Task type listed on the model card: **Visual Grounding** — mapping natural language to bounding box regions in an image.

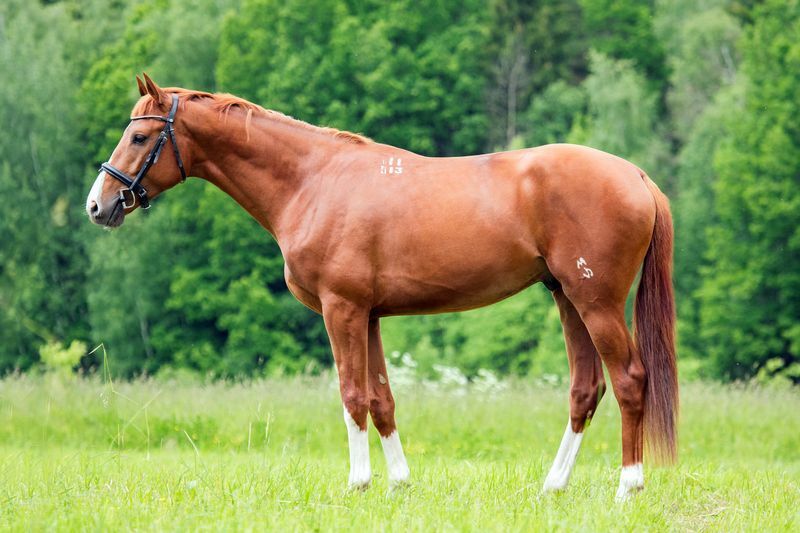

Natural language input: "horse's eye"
[132,134,147,145]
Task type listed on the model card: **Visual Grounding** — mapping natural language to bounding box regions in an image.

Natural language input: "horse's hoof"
[615,464,644,502]
[347,479,369,492]
[615,483,643,502]
[542,471,569,493]
[347,463,371,492]
[388,478,411,495]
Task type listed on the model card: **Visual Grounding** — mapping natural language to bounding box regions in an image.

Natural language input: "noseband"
[100,94,186,209]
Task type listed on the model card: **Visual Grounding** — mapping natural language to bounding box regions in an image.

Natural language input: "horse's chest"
[284,263,323,314]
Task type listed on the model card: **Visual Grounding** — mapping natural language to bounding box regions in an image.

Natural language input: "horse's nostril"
[89,200,99,215]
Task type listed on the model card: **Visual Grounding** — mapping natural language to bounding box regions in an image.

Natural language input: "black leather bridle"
[100,93,186,210]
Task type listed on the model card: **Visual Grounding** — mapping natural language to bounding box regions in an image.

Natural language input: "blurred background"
[0,0,797,384]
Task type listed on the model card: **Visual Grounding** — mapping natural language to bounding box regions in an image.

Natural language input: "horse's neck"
[186,105,335,238]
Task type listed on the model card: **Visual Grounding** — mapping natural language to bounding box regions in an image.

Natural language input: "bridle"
[100,93,187,210]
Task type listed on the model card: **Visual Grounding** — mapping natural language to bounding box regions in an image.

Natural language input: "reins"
[100,93,186,211]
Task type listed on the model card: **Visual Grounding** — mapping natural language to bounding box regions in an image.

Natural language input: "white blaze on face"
[86,170,107,213]
[343,407,371,489]
[615,463,644,501]
[380,430,410,487]
[542,421,584,492]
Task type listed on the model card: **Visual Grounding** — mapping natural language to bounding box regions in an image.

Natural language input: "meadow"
[0,372,798,532]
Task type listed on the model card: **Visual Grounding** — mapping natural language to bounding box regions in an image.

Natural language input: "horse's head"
[86,74,188,227]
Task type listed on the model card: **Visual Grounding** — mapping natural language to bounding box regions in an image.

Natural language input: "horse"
[86,74,677,500]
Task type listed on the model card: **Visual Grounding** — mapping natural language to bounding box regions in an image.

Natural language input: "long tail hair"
[634,176,678,464]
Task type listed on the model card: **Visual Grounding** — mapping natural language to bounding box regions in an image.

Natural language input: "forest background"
[1,0,798,384]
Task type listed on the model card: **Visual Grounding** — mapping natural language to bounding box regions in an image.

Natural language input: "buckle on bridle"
[118,188,136,209]
[118,187,149,209]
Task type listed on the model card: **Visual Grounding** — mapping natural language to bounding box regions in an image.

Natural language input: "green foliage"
[79,0,163,162]
[579,0,668,88]
[699,0,800,380]
[0,0,98,371]
[755,357,800,388]
[569,51,670,175]
[149,0,239,90]
[672,86,743,364]
[656,0,744,369]
[524,81,587,147]
[485,0,587,147]
[38,340,87,375]
[662,6,741,141]
[218,0,490,155]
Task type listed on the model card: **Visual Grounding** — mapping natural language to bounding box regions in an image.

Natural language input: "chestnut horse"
[86,75,677,500]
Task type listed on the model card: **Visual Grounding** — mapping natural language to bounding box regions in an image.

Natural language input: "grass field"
[0,374,798,531]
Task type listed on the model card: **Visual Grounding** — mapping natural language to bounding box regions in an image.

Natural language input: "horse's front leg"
[322,297,371,489]
[368,318,410,488]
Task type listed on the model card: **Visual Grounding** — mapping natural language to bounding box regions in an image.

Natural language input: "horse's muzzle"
[87,198,124,228]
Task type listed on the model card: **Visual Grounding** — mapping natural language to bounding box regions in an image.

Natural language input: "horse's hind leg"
[543,288,606,492]
[578,305,646,501]
[367,318,410,488]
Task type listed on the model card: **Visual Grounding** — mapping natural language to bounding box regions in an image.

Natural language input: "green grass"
[0,375,798,531]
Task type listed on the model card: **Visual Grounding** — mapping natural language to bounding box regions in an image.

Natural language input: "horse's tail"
[634,175,678,464]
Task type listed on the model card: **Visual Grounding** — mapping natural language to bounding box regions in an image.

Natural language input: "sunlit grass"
[0,375,798,531]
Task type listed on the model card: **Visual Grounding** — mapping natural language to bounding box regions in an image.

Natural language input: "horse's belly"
[373,247,548,316]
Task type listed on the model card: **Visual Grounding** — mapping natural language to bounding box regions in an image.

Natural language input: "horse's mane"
[132,88,372,145]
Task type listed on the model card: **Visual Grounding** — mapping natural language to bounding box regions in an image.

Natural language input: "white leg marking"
[86,171,107,212]
[615,463,644,501]
[343,407,371,489]
[380,430,410,487]
[543,421,584,492]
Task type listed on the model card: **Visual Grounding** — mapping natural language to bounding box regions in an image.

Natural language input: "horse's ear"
[136,75,147,97]
[142,72,169,109]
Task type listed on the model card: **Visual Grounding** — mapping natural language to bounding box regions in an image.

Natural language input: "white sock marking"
[615,463,644,501]
[543,421,584,492]
[380,430,410,487]
[343,407,370,489]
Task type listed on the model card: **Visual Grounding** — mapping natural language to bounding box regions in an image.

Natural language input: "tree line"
[0,0,798,382]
